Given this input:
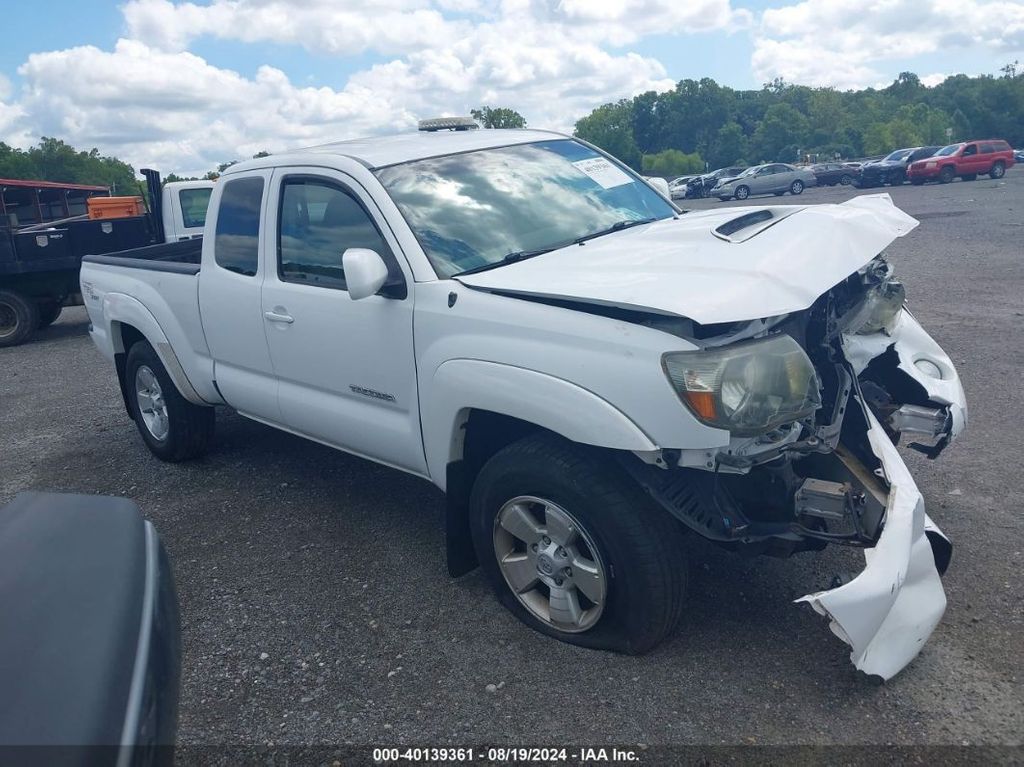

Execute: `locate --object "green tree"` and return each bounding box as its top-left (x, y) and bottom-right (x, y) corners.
top-left (0, 137), bottom-right (136, 192)
top-left (574, 99), bottom-right (642, 169)
top-left (708, 122), bottom-right (747, 167)
top-left (751, 103), bottom-right (808, 162)
top-left (641, 149), bottom-right (704, 176)
top-left (470, 106), bottom-right (527, 129)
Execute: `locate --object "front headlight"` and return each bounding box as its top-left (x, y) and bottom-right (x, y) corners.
top-left (662, 335), bottom-right (821, 436)
top-left (855, 276), bottom-right (905, 335)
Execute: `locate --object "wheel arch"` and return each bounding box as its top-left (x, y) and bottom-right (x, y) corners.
top-left (106, 300), bottom-right (209, 411)
top-left (427, 360), bottom-right (659, 577)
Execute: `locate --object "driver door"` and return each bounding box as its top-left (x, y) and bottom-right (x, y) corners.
top-left (259, 168), bottom-right (426, 475)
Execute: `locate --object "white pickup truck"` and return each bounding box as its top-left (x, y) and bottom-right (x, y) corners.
top-left (81, 121), bottom-right (967, 679)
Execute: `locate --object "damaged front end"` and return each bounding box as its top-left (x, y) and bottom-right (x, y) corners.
top-left (628, 254), bottom-right (966, 680)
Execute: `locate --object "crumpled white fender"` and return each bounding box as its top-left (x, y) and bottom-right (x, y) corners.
top-left (798, 404), bottom-right (950, 680)
top-left (842, 310), bottom-right (968, 440)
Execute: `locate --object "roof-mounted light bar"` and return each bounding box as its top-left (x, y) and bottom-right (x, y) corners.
top-left (418, 117), bottom-right (480, 132)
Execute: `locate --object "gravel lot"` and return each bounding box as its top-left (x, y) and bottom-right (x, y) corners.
top-left (1, 173), bottom-right (1022, 749)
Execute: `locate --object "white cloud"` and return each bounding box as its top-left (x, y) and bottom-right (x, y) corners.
top-left (122, 0), bottom-right (467, 55)
top-left (123, 0), bottom-right (752, 54)
top-left (12, 39), bottom-right (412, 175)
top-left (6, 25), bottom-right (672, 176)
top-left (752, 0), bottom-right (1024, 89)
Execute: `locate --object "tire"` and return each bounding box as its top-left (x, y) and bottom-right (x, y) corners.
top-left (888, 171), bottom-right (905, 186)
top-left (939, 166), bottom-right (955, 184)
top-left (125, 341), bottom-right (214, 462)
top-left (734, 185), bottom-right (750, 200)
top-left (0, 289), bottom-right (39, 348)
top-left (470, 434), bottom-right (688, 655)
top-left (840, 174), bottom-right (853, 185)
top-left (789, 180), bottom-right (804, 195)
top-left (36, 301), bottom-right (63, 329)
top-left (990, 161), bottom-right (1005, 179)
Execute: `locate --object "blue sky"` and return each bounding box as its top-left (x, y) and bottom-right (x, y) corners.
top-left (1, 0), bottom-right (1020, 176)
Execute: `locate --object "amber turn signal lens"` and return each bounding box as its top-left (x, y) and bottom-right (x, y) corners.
top-left (683, 391), bottom-right (717, 420)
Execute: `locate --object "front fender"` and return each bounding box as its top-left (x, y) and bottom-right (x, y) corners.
top-left (842, 309), bottom-right (967, 443)
top-left (422, 359), bottom-right (657, 489)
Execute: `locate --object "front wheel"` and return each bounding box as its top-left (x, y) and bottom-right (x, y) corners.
top-left (939, 166), bottom-right (955, 184)
top-left (470, 434), bottom-right (688, 654)
top-left (125, 341), bottom-right (214, 462)
top-left (790, 180), bottom-right (804, 195)
top-left (990, 161), bottom-right (1005, 179)
top-left (888, 171), bottom-right (905, 186)
top-left (734, 185), bottom-right (750, 200)
top-left (0, 289), bottom-right (39, 348)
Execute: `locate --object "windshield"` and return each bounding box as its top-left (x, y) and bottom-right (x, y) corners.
top-left (375, 139), bottom-right (676, 277)
top-left (884, 149), bottom-right (914, 162)
top-left (935, 144), bottom-right (962, 156)
top-left (737, 166), bottom-right (760, 177)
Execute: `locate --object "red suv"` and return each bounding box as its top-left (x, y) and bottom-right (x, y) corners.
top-left (907, 140), bottom-right (1014, 184)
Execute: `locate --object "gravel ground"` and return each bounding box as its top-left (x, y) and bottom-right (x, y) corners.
top-left (1, 173), bottom-right (1022, 748)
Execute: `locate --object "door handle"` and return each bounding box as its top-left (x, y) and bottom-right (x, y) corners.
top-left (264, 310), bottom-right (294, 324)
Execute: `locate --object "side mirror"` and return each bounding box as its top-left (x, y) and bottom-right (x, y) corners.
top-left (343, 248), bottom-right (389, 300)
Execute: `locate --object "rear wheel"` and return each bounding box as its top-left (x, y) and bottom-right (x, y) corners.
top-left (790, 180), bottom-right (804, 195)
top-left (840, 174), bottom-right (853, 185)
top-left (990, 161), bottom-right (1005, 179)
top-left (125, 341), bottom-right (214, 462)
top-left (0, 289), bottom-right (39, 348)
top-left (470, 434), bottom-right (688, 654)
top-left (939, 166), bottom-right (955, 184)
top-left (888, 170), bottom-right (905, 186)
top-left (36, 301), bottom-right (63, 329)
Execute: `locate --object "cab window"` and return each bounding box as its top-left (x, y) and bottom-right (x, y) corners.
top-left (214, 177), bottom-right (264, 277)
top-left (277, 178), bottom-right (392, 290)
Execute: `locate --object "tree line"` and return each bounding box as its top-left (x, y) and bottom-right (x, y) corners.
top-left (0, 137), bottom-right (138, 193)
top-left (574, 66), bottom-right (1024, 175)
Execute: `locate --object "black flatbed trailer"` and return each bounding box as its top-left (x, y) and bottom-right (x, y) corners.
top-left (0, 214), bottom-right (156, 347)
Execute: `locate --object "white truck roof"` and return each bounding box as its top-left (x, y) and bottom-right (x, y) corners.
top-left (225, 128), bottom-right (568, 174)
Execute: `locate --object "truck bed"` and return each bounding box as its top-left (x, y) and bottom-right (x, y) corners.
top-left (81, 238), bottom-right (203, 275)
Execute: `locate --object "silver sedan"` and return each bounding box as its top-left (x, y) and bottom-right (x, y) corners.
top-left (712, 163), bottom-right (818, 201)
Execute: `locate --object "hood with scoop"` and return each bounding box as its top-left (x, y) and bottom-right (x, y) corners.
top-left (455, 194), bottom-right (918, 326)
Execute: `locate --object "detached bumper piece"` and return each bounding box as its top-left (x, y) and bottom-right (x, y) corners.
top-left (797, 406), bottom-right (949, 680)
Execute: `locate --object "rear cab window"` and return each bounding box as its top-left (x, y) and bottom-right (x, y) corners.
top-left (214, 177), bottom-right (264, 276)
top-left (179, 188), bottom-right (212, 229)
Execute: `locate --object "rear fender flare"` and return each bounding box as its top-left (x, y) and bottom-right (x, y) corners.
top-left (104, 293), bottom-right (208, 406)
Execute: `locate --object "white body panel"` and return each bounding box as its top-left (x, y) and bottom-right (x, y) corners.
top-left (80, 132), bottom-right (967, 681)
top-left (161, 181), bottom-right (214, 241)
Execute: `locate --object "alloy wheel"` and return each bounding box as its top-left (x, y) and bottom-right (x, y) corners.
top-left (493, 495), bottom-right (607, 633)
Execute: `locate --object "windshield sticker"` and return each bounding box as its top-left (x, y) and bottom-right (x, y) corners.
top-left (572, 158), bottom-right (633, 190)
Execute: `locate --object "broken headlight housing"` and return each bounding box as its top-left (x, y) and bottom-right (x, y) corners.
top-left (662, 335), bottom-right (822, 437)
top-left (855, 277), bottom-right (905, 335)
